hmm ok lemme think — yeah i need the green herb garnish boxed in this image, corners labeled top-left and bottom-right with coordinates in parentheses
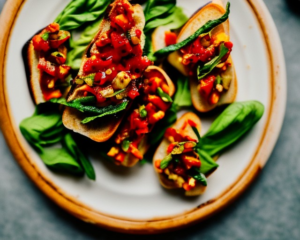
top-left (121, 139), bottom-right (131, 152)
top-left (197, 43), bottom-right (229, 80)
top-left (41, 32), bottom-right (49, 41)
top-left (160, 154), bottom-right (173, 169)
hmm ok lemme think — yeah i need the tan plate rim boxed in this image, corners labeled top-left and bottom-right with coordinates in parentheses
top-left (0, 0), bottom-right (286, 234)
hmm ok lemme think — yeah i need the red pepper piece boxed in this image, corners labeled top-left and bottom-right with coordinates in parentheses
top-left (167, 142), bottom-right (178, 154)
top-left (209, 91), bottom-right (220, 105)
top-left (38, 58), bottom-right (56, 76)
top-left (136, 127), bottom-right (149, 135)
top-left (115, 152), bottom-right (126, 162)
top-left (57, 65), bottom-right (71, 79)
top-left (182, 155), bottom-right (201, 169)
top-left (129, 143), bottom-right (143, 160)
top-left (148, 95), bottom-right (169, 112)
top-left (44, 90), bottom-right (62, 101)
top-left (200, 75), bottom-right (215, 97)
top-left (46, 23), bottom-right (60, 33)
top-left (128, 88), bottom-right (140, 99)
top-left (32, 35), bottom-right (50, 52)
top-left (164, 31), bottom-right (177, 46)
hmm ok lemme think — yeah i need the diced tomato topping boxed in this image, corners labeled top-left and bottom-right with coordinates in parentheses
top-left (115, 152), bottom-right (126, 162)
top-left (200, 75), bottom-right (215, 97)
top-left (83, 57), bottom-right (113, 74)
top-left (135, 29), bottom-right (142, 38)
top-left (46, 23), bottom-right (60, 33)
top-left (165, 31), bottom-right (177, 46)
top-left (182, 155), bottom-right (201, 169)
top-left (32, 35), bottom-right (50, 52)
top-left (43, 90), bottom-right (62, 101)
top-left (128, 88), bottom-right (140, 99)
top-left (209, 91), bottom-right (220, 105)
top-left (38, 58), bottom-right (57, 76)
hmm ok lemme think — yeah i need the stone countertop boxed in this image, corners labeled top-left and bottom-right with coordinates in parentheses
top-left (1, 0), bottom-right (299, 239)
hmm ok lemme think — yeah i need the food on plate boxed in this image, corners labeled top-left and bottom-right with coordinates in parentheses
top-left (154, 2), bottom-right (237, 112)
top-left (107, 66), bottom-right (175, 167)
top-left (26, 22), bottom-right (71, 104)
top-left (62, 0), bottom-right (153, 142)
top-left (153, 112), bottom-right (208, 196)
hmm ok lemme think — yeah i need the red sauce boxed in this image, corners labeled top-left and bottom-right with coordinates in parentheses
top-left (32, 23), bottom-right (71, 101)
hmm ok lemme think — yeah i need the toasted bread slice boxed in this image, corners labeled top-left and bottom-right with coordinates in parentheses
top-left (153, 112), bottom-right (207, 196)
top-left (165, 2), bottom-right (237, 112)
top-left (120, 66), bottom-right (175, 167)
top-left (62, 0), bottom-right (146, 142)
top-left (27, 42), bottom-right (44, 104)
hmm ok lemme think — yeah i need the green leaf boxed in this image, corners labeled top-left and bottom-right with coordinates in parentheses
top-left (54, 0), bottom-right (111, 31)
top-left (148, 103), bottom-right (177, 145)
top-left (81, 101), bottom-right (129, 124)
top-left (196, 149), bottom-right (219, 174)
top-left (62, 133), bottom-right (95, 180)
top-left (173, 74), bottom-right (192, 108)
top-left (41, 32), bottom-right (49, 41)
top-left (67, 18), bottom-right (103, 70)
top-left (153, 2), bottom-right (231, 60)
top-left (49, 98), bottom-right (128, 118)
top-left (39, 148), bottom-right (83, 175)
top-left (143, 0), bottom-right (188, 60)
top-left (187, 167), bottom-right (207, 186)
top-left (197, 43), bottom-right (229, 80)
top-left (160, 154), bottom-right (173, 169)
top-left (19, 104), bottom-right (64, 152)
top-left (191, 126), bottom-right (201, 142)
top-left (157, 87), bottom-right (173, 103)
top-left (199, 101), bottom-right (265, 157)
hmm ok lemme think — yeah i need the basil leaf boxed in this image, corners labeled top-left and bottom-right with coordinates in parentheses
top-left (199, 101), bottom-right (265, 157)
top-left (148, 103), bottom-right (177, 145)
top-left (173, 74), bottom-right (192, 108)
top-left (160, 154), bottom-right (173, 169)
top-left (62, 133), bottom-right (95, 180)
top-left (81, 101), bottom-right (129, 124)
top-left (19, 104), bottom-right (64, 152)
top-left (72, 96), bottom-right (96, 104)
top-left (197, 43), bottom-right (229, 80)
top-left (187, 167), bottom-right (207, 186)
top-left (67, 18), bottom-right (103, 70)
top-left (39, 148), bottom-right (83, 175)
top-left (153, 2), bottom-right (230, 59)
top-left (49, 98), bottom-right (128, 117)
top-left (196, 149), bottom-right (219, 174)
top-left (54, 0), bottom-right (111, 31)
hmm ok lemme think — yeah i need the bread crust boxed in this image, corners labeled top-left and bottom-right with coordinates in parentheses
top-left (153, 112), bottom-right (207, 196)
top-left (62, 0), bottom-right (146, 142)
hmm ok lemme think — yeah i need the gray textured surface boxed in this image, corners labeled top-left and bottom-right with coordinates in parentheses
top-left (1, 0), bottom-right (300, 239)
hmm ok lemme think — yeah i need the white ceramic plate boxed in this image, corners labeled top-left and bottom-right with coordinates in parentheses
top-left (0, 0), bottom-right (286, 233)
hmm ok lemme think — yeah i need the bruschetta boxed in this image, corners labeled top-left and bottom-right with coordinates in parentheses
top-left (154, 1), bottom-right (237, 112)
top-left (153, 112), bottom-right (208, 196)
top-left (62, 0), bottom-right (152, 142)
top-left (26, 23), bottom-right (71, 104)
top-left (107, 66), bottom-right (175, 167)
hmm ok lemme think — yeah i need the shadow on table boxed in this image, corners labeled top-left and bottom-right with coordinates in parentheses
top-left (286, 0), bottom-right (300, 15)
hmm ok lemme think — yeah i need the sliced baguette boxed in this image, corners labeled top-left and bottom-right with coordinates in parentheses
top-left (153, 112), bottom-right (207, 196)
top-left (120, 66), bottom-right (175, 167)
top-left (62, 0), bottom-right (146, 142)
top-left (165, 2), bottom-right (237, 112)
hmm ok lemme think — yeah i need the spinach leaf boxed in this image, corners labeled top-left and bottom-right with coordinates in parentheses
top-left (153, 2), bottom-right (230, 60)
top-left (148, 103), bottom-right (177, 145)
top-left (62, 133), bottom-right (95, 180)
top-left (67, 18), bottom-right (103, 70)
top-left (143, 0), bottom-right (188, 60)
top-left (49, 98), bottom-right (129, 120)
top-left (199, 101), bottom-right (265, 157)
top-left (55, 0), bottom-right (111, 31)
top-left (196, 149), bottom-right (219, 174)
top-left (187, 167), bottom-right (207, 186)
top-left (39, 148), bottom-right (83, 175)
top-left (19, 104), bottom-right (64, 152)
top-left (81, 101), bottom-right (129, 124)
top-left (197, 43), bottom-right (229, 80)
top-left (173, 74), bottom-right (192, 108)
top-left (144, 0), bottom-right (176, 23)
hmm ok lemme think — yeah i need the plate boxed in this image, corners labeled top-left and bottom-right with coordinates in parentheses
top-left (0, 0), bottom-right (286, 234)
